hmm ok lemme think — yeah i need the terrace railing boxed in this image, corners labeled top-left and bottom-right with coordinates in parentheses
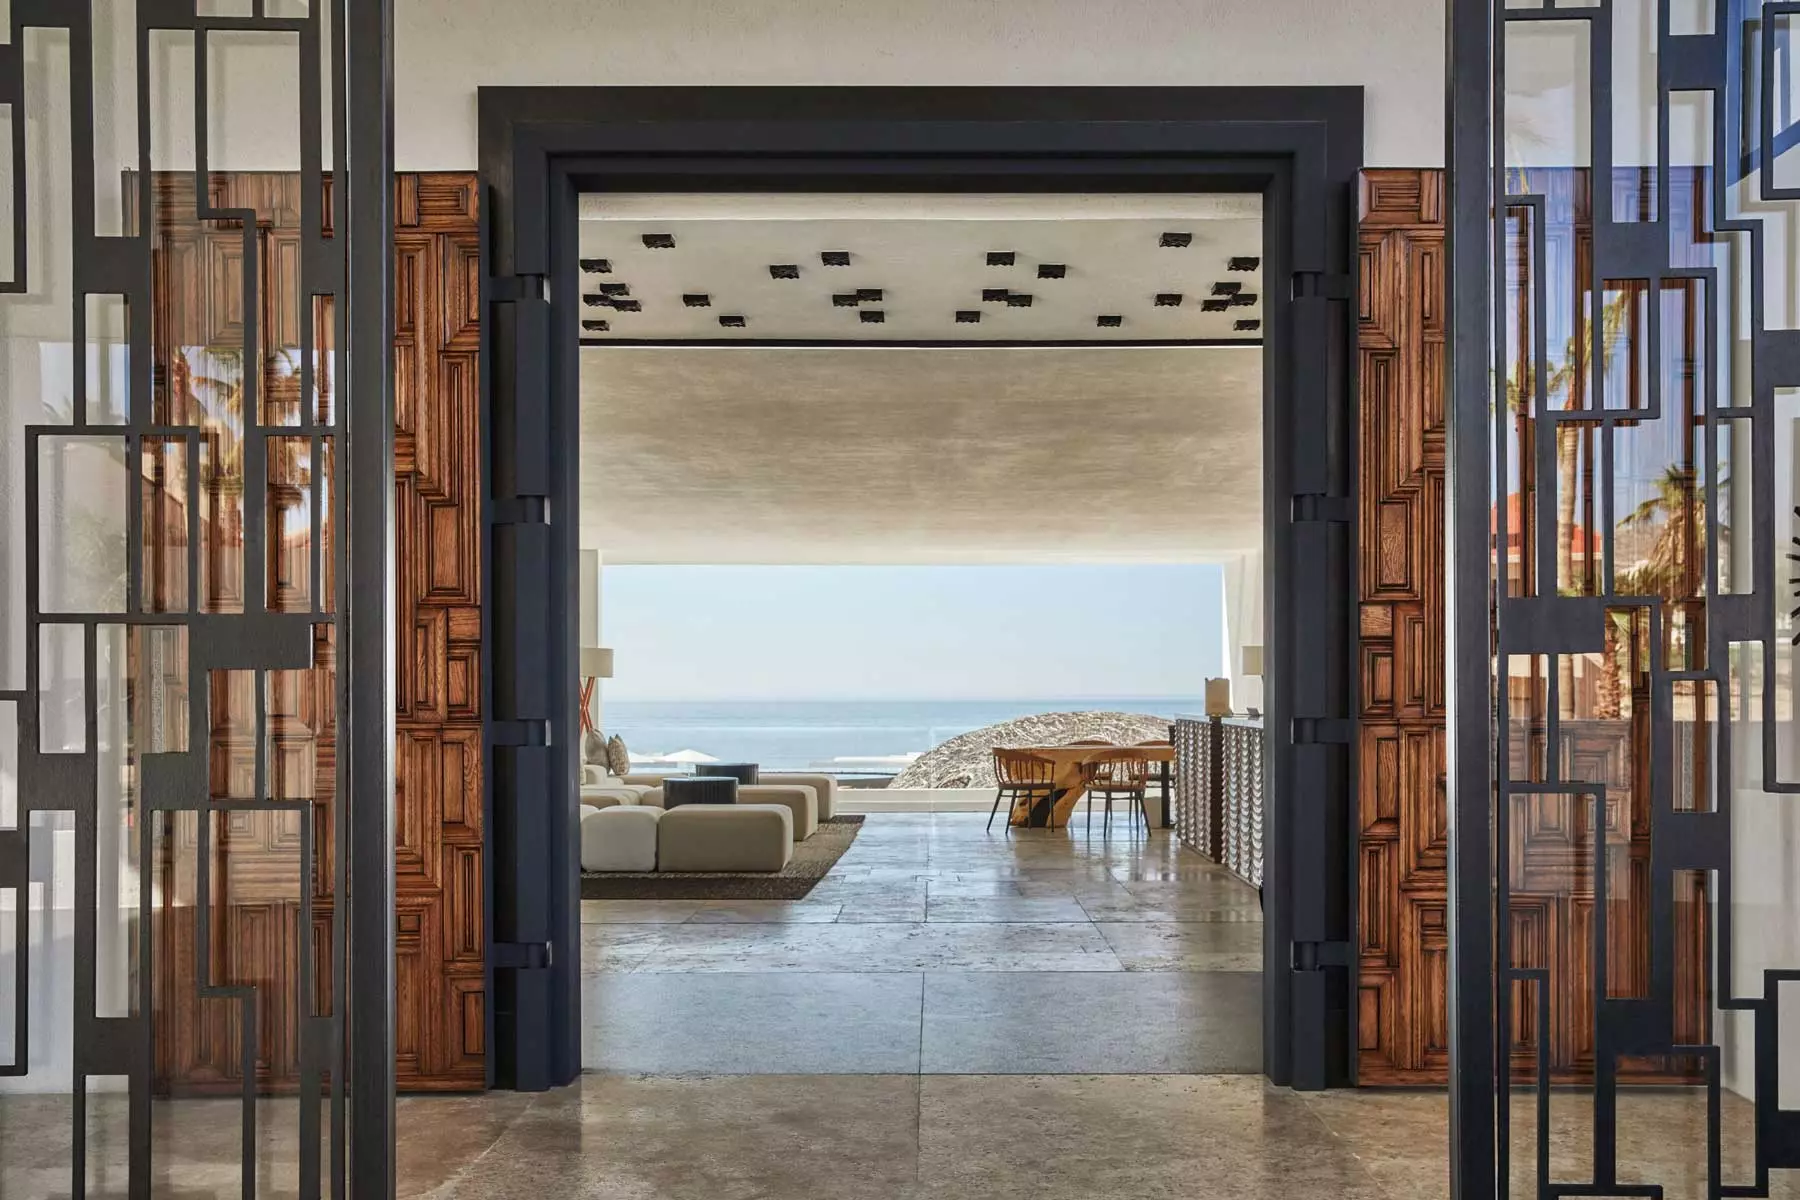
top-left (1172, 716), bottom-right (1265, 887)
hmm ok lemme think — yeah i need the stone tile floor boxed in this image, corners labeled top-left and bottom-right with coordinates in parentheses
top-left (580, 812), bottom-right (1266, 1074)
top-left (4, 815), bottom-right (1764, 1198)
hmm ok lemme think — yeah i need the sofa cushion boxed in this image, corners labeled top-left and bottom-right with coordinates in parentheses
top-left (737, 784), bottom-right (818, 841)
top-left (759, 772), bottom-right (839, 821)
top-left (581, 805), bottom-right (661, 872)
top-left (657, 804), bottom-right (792, 872)
top-left (580, 782), bottom-right (661, 810)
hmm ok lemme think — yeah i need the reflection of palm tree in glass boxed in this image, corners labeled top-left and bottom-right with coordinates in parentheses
top-left (170, 346), bottom-right (319, 612)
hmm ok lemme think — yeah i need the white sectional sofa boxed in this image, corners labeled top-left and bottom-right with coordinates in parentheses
top-left (624, 771), bottom-right (838, 823)
top-left (578, 766), bottom-right (808, 872)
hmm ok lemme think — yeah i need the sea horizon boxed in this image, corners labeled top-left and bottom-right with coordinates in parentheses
top-left (600, 696), bottom-right (1206, 775)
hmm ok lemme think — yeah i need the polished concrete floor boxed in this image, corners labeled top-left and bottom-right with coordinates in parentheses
top-left (581, 812), bottom-right (1264, 1076)
top-left (4, 815), bottom-right (1763, 1197)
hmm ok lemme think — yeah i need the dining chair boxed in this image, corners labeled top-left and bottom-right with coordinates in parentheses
top-left (1085, 751), bottom-right (1152, 838)
top-left (990, 748), bottom-right (1057, 832)
top-left (1135, 739), bottom-right (1173, 831)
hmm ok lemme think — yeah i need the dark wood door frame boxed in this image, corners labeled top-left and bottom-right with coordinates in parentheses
top-left (476, 86), bottom-right (1364, 1091)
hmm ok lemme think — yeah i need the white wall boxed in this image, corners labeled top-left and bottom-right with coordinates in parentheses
top-left (394, 0), bottom-right (1448, 169)
top-left (1220, 550), bottom-right (1264, 715)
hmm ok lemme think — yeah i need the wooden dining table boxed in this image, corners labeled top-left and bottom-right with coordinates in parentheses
top-left (1006, 742), bottom-right (1176, 829)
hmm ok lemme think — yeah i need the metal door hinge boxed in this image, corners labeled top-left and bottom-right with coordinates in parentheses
top-left (492, 941), bottom-right (553, 970)
top-left (488, 274), bottom-right (547, 303)
top-left (492, 496), bottom-right (548, 525)
top-left (1292, 940), bottom-right (1353, 971)
top-left (1292, 717), bottom-right (1353, 745)
top-left (489, 719), bottom-right (551, 748)
top-left (1291, 272), bottom-right (1353, 301)
top-left (1291, 494), bottom-right (1353, 523)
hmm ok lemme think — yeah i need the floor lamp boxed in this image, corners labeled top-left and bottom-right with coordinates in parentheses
top-left (581, 646), bottom-right (614, 762)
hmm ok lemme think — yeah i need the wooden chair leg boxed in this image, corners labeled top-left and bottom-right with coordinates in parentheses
top-left (988, 787), bottom-right (1007, 831)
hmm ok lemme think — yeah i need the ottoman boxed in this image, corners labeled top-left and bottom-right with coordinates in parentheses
top-left (662, 775), bottom-right (739, 808)
top-left (581, 804), bottom-right (662, 872)
top-left (760, 773), bottom-right (839, 821)
top-left (738, 784), bottom-right (819, 841)
top-left (657, 804), bottom-right (793, 872)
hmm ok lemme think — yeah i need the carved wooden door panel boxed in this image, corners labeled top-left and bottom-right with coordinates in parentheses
top-left (1355, 168), bottom-right (1709, 1087)
top-left (144, 173), bottom-right (483, 1093)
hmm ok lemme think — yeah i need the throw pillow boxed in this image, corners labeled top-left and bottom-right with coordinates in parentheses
top-left (606, 734), bottom-right (631, 779)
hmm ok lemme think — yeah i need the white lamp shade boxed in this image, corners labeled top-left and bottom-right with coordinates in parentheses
top-left (1241, 644), bottom-right (1264, 676)
top-left (581, 647), bottom-right (614, 679)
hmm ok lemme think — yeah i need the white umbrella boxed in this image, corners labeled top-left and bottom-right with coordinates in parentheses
top-left (662, 748), bottom-right (720, 764)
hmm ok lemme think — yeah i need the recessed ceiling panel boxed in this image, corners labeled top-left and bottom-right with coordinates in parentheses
top-left (575, 193), bottom-right (1264, 342)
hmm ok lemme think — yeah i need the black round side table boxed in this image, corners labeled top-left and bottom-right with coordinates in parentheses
top-left (663, 776), bottom-right (740, 808)
top-left (698, 762), bottom-right (760, 785)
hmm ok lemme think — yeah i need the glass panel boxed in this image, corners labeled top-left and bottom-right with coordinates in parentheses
top-left (85, 294), bottom-right (129, 425)
top-left (0, 103), bottom-right (15, 285)
top-left (199, 430), bottom-right (247, 615)
top-left (1599, 280), bottom-right (1649, 411)
top-left (268, 435), bottom-right (313, 611)
top-left (1773, 387), bottom-right (1800, 784)
top-left (2, 811), bottom-right (77, 1195)
top-left (318, 435), bottom-right (336, 612)
top-left (1672, 680), bottom-right (1718, 812)
top-left (0, 701), bottom-right (16, 828)
top-left (1612, 0), bottom-right (1658, 222)
top-left (0, 887), bottom-right (14, 1068)
top-left (1504, 21), bottom-right (1592, 171)
top-left (1770, 11), bottom-right (1799, 195)
top-left (37, 435), bottom-right (129, 613)
top-left (207, 31), bottom-right (302, 174)
top-left (38, 623), bottom-right (86, 754)
top-left (1719, 417), bottom-right (1750, 594)
top-left (94, 624), bottom-right (131, 1019)
top-left (311, 293), bottom-right (336, 426)
top-left (91, 0), bottom-right (137, 239)
top-left (141, 434), bottom-right (192, 613)
top-left (83, 1075), bottom-right (130, 1197)
top-left (1668, 0), bottom-right (1713, 35)
top-left (210, 669), bottom-right (259, 801)
top-left (1555, 423), bottom-right (1600, 596)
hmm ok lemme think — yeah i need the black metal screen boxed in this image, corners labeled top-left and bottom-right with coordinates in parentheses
top-left (1452, 0), bottom-right (1800, 1193)
top-left (0, 2), bottom-right (392, 1195)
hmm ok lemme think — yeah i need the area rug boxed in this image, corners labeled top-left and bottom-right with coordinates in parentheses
top-left (580, 815), bottom-right (866, 900)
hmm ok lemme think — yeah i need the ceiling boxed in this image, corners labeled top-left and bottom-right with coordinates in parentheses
top-left (580, 345), bottom-right (1262, 564)
top-left (574, 193), bottom-right (1263, 343)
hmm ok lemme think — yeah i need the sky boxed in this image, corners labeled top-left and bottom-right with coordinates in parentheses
top-left (601, 564), bottom-right (1224, 702)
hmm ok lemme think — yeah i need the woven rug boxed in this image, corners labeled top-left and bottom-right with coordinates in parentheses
top-left (580, 815), bottom-right (866, 900)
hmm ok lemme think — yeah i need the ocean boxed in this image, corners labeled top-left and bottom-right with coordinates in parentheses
top-left (600, 698), bottom-right (1203, 776)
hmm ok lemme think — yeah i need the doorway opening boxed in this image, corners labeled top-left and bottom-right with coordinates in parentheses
top-left (569, 189), bottom-right (1269, 1084)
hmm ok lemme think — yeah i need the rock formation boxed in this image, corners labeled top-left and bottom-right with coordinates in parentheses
top-left (890, 711), bottom-right (1175, 788)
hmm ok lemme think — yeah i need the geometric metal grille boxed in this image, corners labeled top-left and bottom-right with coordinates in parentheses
top-left (1472, 0), bottom-right (1800, 1193)
top-left (0, 3), bottom-right (385, 1195)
